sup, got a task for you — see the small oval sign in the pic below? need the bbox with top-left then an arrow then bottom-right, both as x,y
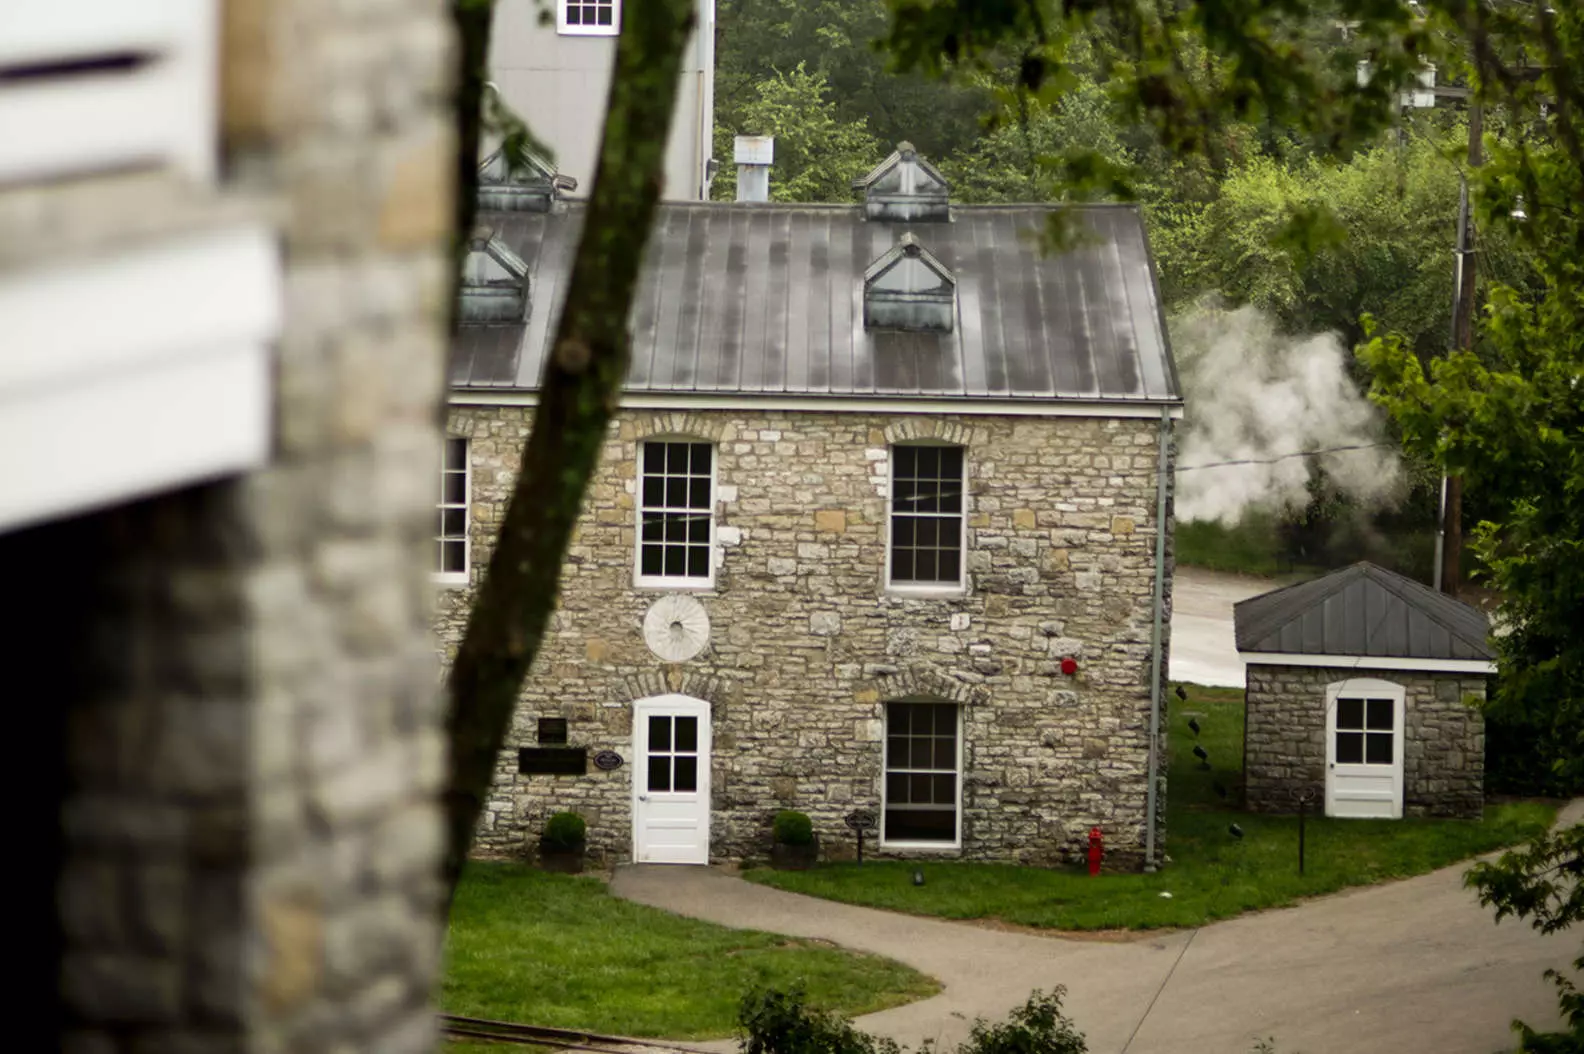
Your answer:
844,809 -> 878,832
593,750 -> 624,772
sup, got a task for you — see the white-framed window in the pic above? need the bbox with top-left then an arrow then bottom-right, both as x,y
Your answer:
558,0 -> 620,35
887,443 -> 966,592
435,437 -> 469,585
636,439 -> 715,588
881,701 -> 962,848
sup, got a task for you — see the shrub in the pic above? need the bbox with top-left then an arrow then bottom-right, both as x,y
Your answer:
960,990 -> 1086,1054
772,810 -> 814,846
739,987 -> 899,1054
541,811 -> 586,851
738,986 -> 1085,1054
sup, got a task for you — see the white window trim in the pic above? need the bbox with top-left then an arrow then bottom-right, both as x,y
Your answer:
633,436 -> 717,591
884,441 -> 968,597
1243,653 -> 1496,675
879,700 -> 964,851
434,436 -> 470,588
557,0 -> 621,36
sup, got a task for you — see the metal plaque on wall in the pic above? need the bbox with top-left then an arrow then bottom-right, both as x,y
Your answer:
593,750 -> 624,772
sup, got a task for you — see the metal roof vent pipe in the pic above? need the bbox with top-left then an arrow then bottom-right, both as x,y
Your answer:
734,135 -> 773,202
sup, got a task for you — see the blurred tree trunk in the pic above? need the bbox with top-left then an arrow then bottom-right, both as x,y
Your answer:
442,0 -> 696,902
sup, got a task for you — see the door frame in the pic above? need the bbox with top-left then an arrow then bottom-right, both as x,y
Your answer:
1324,677 -> 1406,819
631,694 -> 712,863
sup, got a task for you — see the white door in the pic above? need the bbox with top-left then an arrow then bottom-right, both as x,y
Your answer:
632,695 -> 711,864
1325,678 -> 1405,819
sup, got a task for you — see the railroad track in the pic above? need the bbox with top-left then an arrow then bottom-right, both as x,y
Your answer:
440,1013 -> 720,1053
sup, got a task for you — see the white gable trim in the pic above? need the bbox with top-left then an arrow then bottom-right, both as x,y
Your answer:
1241,652 -> 1496,675
449,389 -> 1185,420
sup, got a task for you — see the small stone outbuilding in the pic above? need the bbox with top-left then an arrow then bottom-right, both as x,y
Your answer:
1235,562 -> 1494,819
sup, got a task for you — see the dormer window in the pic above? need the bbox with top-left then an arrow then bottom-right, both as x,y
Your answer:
853,141 -> 950,222
477,147 -> 577,212
864,233 -> 955,333
460,227 -> 530,323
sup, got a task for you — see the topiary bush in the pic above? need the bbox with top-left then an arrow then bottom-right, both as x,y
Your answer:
541,811 -> 587,851
772,810 -> 814,846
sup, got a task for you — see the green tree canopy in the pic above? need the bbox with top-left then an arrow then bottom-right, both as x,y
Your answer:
711,64 -> 881,202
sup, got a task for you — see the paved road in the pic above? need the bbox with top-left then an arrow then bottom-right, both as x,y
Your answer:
613,804 -> 1580,1054
1169,568 -> 1277,688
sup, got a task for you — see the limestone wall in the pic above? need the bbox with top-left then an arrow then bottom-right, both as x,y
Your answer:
436,407 -> 1175,868
1244,664 -> 1486,819
4,0 -> 458,1049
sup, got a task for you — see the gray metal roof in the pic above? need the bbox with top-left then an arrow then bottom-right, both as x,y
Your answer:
449,202 -> 1181,404
1234,562 -> 1494,661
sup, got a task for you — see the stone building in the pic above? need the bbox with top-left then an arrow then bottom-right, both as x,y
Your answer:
1235,562 -> 1494,819
439,146 -> 1184,869
3,3 -> 456,1050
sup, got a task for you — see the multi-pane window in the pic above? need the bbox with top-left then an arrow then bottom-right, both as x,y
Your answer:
646,714 -> 700,793
637,440 -> 714,585
436,437 -> 469,580
560,0 -> 619,34
889,444 -> 965,587
883,702 -> 959,844
1335,696 -> 1395,765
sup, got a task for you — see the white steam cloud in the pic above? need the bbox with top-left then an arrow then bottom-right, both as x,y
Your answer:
1173,304 -> 1402,524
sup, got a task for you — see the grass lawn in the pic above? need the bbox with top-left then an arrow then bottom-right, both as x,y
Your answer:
744,684 -> 1556,931
441,862 -> 938,1040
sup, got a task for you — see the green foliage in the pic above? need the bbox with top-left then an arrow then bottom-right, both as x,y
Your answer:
1465,826 -> 1584,1053
739,987 -> 1085,1054
444,864 -> 937,1039
773,810 -> 815,846
711,64 -> 880,202
739,987 -> 902,1054
960,990 -> 1087,1054
715,0 -> 989,162
541,811 -> 587,851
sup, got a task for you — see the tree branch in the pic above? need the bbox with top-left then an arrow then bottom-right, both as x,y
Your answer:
442,0 -> 697,902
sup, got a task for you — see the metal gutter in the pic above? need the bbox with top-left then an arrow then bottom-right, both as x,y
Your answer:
1143,404 -> 1171,872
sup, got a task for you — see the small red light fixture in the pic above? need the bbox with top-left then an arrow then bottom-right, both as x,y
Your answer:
1060,657 -> 1078,676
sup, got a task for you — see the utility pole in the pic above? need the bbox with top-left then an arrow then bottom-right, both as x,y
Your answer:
1436,103 -> 1482,597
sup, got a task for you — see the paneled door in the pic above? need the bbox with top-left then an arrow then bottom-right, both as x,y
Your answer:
632,695 -> 711,863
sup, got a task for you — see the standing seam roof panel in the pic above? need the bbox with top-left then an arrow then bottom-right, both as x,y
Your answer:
460,202 -> 1181,403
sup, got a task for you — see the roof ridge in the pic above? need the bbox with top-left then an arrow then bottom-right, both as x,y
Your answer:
1357,562 -> 1492,654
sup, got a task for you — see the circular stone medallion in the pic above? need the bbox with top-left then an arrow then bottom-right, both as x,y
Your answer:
642,594 -> 711,662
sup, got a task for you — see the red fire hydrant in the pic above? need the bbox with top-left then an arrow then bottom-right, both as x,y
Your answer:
1087,827 -> 1104,876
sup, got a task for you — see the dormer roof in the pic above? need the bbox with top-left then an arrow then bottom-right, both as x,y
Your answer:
477,147 -> 577,212
852,141 -> 950,221
863,233 -> 956,332
460,226 -> 529,323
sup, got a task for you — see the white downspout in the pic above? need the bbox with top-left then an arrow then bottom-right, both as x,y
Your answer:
1143,405 -> 1172,872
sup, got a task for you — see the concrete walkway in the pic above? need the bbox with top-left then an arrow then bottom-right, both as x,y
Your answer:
612,803 -> 1582,1054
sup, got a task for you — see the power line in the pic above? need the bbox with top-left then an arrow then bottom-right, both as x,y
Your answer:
1176,442 -> 1395,472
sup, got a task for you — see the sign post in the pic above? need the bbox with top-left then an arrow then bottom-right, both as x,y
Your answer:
844,809 -> 877,864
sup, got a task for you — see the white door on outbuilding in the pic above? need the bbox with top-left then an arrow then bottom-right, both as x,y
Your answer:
1325,678 -> 1405,819
632,695 -> 711,864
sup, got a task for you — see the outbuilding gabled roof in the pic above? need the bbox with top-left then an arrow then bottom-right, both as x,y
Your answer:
1234,562 -> 1494,662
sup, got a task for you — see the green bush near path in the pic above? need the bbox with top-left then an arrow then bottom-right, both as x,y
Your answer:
442,863 -> 939,1040
745,684 -> 1556,931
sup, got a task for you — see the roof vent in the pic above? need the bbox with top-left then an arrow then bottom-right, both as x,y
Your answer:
477,147 -> 576,212
460,227 -> 529,322
864,233 -> 955,332
853,141 -> 950,222
734,135 -> 773,203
